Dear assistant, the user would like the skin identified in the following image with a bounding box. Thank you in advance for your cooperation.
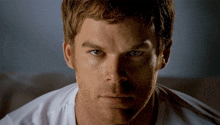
[63,18,170,125]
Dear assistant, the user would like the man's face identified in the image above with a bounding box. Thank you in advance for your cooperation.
[64,18,166,124]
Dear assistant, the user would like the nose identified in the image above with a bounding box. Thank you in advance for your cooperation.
[105,55,127,83]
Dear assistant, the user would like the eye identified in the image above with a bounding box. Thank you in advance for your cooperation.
[90,50,104,56]
[128,50,144,56]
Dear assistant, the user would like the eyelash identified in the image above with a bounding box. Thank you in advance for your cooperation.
[88,50,144,58]
[127,50,144,57]
[90,50,105,56]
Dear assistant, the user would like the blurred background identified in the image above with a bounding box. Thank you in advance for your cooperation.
[1,0,220,78]
[0,0,220,118]
[0,0,71,77]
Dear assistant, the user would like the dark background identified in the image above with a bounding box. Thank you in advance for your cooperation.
[1,0,220,78]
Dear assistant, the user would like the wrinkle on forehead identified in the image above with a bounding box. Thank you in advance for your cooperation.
[77,18,157,54]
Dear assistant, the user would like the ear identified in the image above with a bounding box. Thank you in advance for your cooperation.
[63,42,74,69]
[158,46,171,70]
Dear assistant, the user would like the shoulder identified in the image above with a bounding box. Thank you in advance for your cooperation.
[1,83,78,125]
[155,84,220,125]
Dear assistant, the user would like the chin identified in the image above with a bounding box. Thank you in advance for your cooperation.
[101,107,137,124]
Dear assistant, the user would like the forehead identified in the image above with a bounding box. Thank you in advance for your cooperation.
[75,18,157,50]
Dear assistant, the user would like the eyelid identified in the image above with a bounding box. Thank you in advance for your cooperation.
[127,50,144,56]
[89,49,105,56]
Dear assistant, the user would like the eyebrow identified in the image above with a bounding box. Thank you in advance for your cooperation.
[82,41,104,50]
[82,40,150,50]
[130,41,150,50]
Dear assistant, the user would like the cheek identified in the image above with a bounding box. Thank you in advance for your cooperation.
[75,53,103,88]
[127,54,158,77]
[75,50,98,73]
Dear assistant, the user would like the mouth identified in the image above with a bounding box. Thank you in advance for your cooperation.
[100,95,134,106]
[102,96,132,99]
[101,94,133,99]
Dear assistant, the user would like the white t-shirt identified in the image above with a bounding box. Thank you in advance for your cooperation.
[0,83,78,125]
[0,83,219,125]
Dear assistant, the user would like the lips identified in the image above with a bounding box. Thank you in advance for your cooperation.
[97,94,135,108]
[100,95,133,103]
[101,94,132,99]
[102,95,131,98]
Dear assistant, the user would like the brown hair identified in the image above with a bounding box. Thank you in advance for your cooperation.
[61,0,175,51]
